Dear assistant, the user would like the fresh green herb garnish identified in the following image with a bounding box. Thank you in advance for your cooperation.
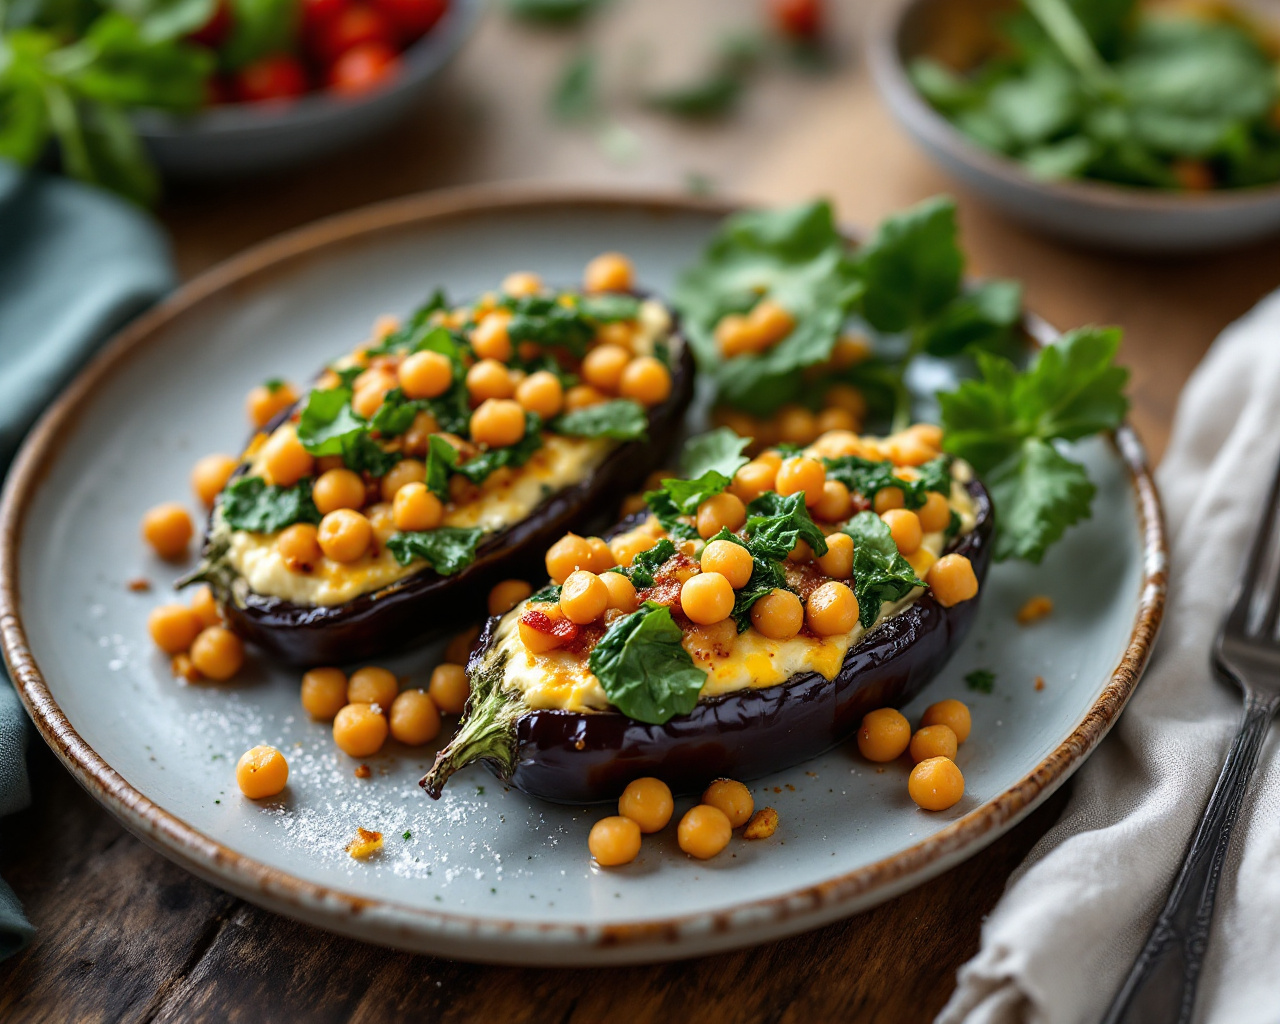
[843,511,926,628]
[295,385,403,477]
[508,0,605,25]
[588,601,706,724]
[220,476,321,534]
[642,490,699,542]
[611,538,677,588]
[938,326,1128,562]
[368,388,423,437]
[263,378,286,393]
[552,399,648,440]
[646,428,752,517]
[743,491,829,561]
[550,48,598,123]
[965,669,996,693]
[645,31,763,119]
[528,582,563,603]
[822,454,951,509]
[423,415,545,498]
[386,527,485,575]
[402,830,412,840]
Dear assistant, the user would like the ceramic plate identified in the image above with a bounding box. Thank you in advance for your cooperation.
[0,188,1166,965]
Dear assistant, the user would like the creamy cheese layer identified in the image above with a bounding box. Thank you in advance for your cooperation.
[223,433,610,607]
[488,475,977,713]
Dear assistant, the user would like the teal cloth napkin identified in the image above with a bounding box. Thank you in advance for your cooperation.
[0,161,175,958]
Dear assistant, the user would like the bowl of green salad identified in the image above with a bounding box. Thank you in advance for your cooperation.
[869,0,1280,252]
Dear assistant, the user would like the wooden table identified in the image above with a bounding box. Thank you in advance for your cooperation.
[5,2,1280,1020]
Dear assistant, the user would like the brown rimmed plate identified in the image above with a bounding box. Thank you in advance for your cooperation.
[0,186,1166,965]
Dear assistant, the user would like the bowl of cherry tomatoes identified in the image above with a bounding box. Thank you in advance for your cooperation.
[133,0,482,177]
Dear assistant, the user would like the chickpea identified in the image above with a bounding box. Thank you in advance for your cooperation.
[906,547,938,579]
[857,708,911,762]
[190,585,222,629]
[262,430,314,488]
[429,663,470,714]
[715,314,763,358]
[470,398,526,449]
[148,605,203,654]
[908,756,965,811]
[700,539,753,589]
[584,537,616,574]
[750,589,803,639]
[191,454,237,508]
[171,653,199,682]
[582,344,631,393]
[380,459,426,502]
[910,724,958,764]
[515,370,564,418]
[747,299,795,346]
[444,626,480,665]
[677,805,733,859]
[389,689,441,746]
[488,579,532,616]
[815,532,854,578]
[824,383,867,419]
[398,350,453,399]
[565,384,607,411]
[600,570,638,612]
[887,435,937,467]
[921,698,972,743]
[546,533,592,583]
[588,815,642,867]
[597,320,636,350]
[927,554,979,607]
[813,480,853,522]
[918,491,952,534]
[470,310,513,362]
[333,702,389,757]
[351,373,396,420]
[755,450,784,471]
[702,778,754,829]
[874,486,905,514]
[788,539,813,564]
[142,503,193,561]
[805,581,859,636]
[695,492,747,539]
[300,667,348,721]
[882,508,923,555]
[278,522,323,571]
[584,252,635,293]
[403,410,441,455]
[776,405,818,447]
[680,572,734,625]
[348,666,398,710]
[246,381,298,428]
[501,271,542,297]
[907,423,944,450]
[190,626,244,681]
[775,457,825,507]
[318,509,372,563]
[466,359,515,404]
[618,356,672,406]
[730,460,778,504]
[236,745,288,799]
[312,469,365,516]
[392,482,444,533]
[618,777,673,833]
[816,407,859,436]
[831,335,872,368]
[559,570,608,624]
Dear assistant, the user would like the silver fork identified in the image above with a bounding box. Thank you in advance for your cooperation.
[1102,452,1280,1024]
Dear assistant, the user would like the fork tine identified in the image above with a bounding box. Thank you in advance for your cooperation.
[1229,443,1280,637]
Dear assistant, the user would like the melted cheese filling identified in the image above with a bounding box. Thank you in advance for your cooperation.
[488,477,977,713]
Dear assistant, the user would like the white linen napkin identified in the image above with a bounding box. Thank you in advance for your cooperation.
[938,291,1280,1024]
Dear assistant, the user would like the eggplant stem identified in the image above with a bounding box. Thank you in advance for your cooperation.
[420,657,524,799]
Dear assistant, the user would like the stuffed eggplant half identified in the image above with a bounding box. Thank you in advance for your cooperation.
[188,264,694,666]
[424,424,991,804]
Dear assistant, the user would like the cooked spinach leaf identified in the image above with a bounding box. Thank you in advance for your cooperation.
[611,538,677,588]
[705,527,788,632]
[587,601,705,724]
[529,582,563,603]
[220,476,320,534]
[743,490,829,560]
[295,385,402,476]
[643,489,699,541]
[653,428,752,514]
[369,388,424,437]
[551,399,648,440]
[422,415,544,498]
[386,527,485,575]
[366,292,450,354]
[822,454,951,510]
[845,511,925,628]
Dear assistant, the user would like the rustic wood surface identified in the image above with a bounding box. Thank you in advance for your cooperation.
[5,0,1280,1019]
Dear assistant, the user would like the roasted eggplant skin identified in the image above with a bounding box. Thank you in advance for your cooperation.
[429,478,992,804]
[203,331,695,668]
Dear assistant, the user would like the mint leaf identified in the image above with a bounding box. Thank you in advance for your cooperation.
[552,399,648,440]
[744,491,829,560]
[588,602,705,724]
[844,511,925,628]
[220,476,320,534]
[386,527,485,575]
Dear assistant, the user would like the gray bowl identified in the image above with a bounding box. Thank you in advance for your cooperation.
[868,0,1280,253]
[134,0,483,178]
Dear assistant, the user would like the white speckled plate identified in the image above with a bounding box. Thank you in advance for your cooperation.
[0,187,1166,965]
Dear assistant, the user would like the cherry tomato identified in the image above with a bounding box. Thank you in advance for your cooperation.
[769,0,821,39]
[188,0,233,47]
[314,6,394,62]
[371,0,446,40]
[329,41,401,95]
[235,55,309,103]
[303,0,349,29]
